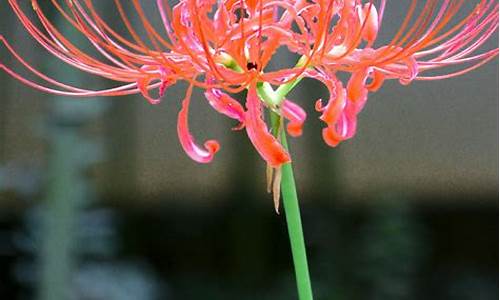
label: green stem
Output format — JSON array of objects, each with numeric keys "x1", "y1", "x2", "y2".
[
  {"x1": 280, "y1": 125, "x2": 314, "y2": 300},
  {"x1": 222, "y1": 53, "x2": 313, "y2": 299},
  {"x1": 268, "y1": 94, "x2": 313, "y2": 300}
]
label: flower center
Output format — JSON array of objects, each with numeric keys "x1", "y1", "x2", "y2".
[{"x1": 246, "y1": 61, "x2": 258, "y2": 71}]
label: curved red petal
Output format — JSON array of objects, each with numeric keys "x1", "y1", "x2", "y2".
[
  {"x1": 245, "y1": 85, "x2": 290, "y2": 167},
  {"x1": 177, "y1": 84, "x2": 220, "y2": 164},
  {"x1": 306, "y1": 69, "x2": 362, "y2": 147},
  {"x1": 138, "y1": 66, "x2": 175, "y2": 105},
  {"x1": 359, "y1": 3, "x2": 379, "y2": 43},
  {"x1": 366, "y1": 69, "x2": 385, "y2": 92},
  {"x1": 347, "y1": 68, "x2": 369, "y2": 104},
  {"x1": 322, "y1": 126, "x2": 342, "y2": 147},
  {"x1": 204, "y1": 87, "x2": 245, "y2": 124},
  {"x1": 282, "y1": 99, "x2": 306, "y2": 137},
  {"x1": 305, "y1": 69, "x2": 346, "y2": 124},
  {"x1": 138, "y1": 74, "x2": 161, "y2": 105},
  {"x1": 321, "y1": 80, "x2": 347, "y2": 125}
]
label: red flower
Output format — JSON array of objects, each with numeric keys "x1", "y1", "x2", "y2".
[{"x1": 1, "y1": 0, "x2": 498, "y2": 167}]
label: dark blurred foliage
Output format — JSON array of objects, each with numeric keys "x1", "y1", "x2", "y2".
[{"x1": 0, "y1": 194, "x2": 497, "y2": 300}]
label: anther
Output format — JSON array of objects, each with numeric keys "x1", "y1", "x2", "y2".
[{"x1": 246, "y1": 62, "x2": 258, "y2": 70}]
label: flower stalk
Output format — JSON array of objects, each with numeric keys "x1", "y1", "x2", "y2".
[
  {"x1": 265, "y1": 82, "x2": 313, "y2": 300},
  {"x1": 280, "y1": 130, "x2": 313, "y2": 300}
]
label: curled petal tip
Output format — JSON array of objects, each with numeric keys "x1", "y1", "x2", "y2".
[
  {"x1": 204, "y1": 140, "x2": 221, "y2": 155},
  {"x1": 286, "y1": 124, "x2": 303, "y2": 137},
  {"x1": 366, "y1": 70, "x2": 385, "y2": 92},
  {"x1": 322, "y1": 127, "x2": 341, "y2": 148},
  {"x1": 178, "y1": 85, "x2": 220, "y2": 164},
  {"x1": 138, "y1": 76, "x2": 162, "y2": 105},
  {"x1": 138, "y1": 66, "x2": 175, "y2": 105},
  {"x1": 282, "y1": 100, "x2": 306, "y2": 137},
  {"x1": 315, "y1": 99, "x2": 324, "y2": 112},
  {"x1": 398, "y1": 57, "x2": 419, "y2": 85}
]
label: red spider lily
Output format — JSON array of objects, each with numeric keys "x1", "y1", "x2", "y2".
[{"x1": 1, "y1": 0, "x2": 498, "y2": 168}]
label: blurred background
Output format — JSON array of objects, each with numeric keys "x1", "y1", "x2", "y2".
[{"x1": 0, "y1": 1, "x2": 498, "y2": 300}]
